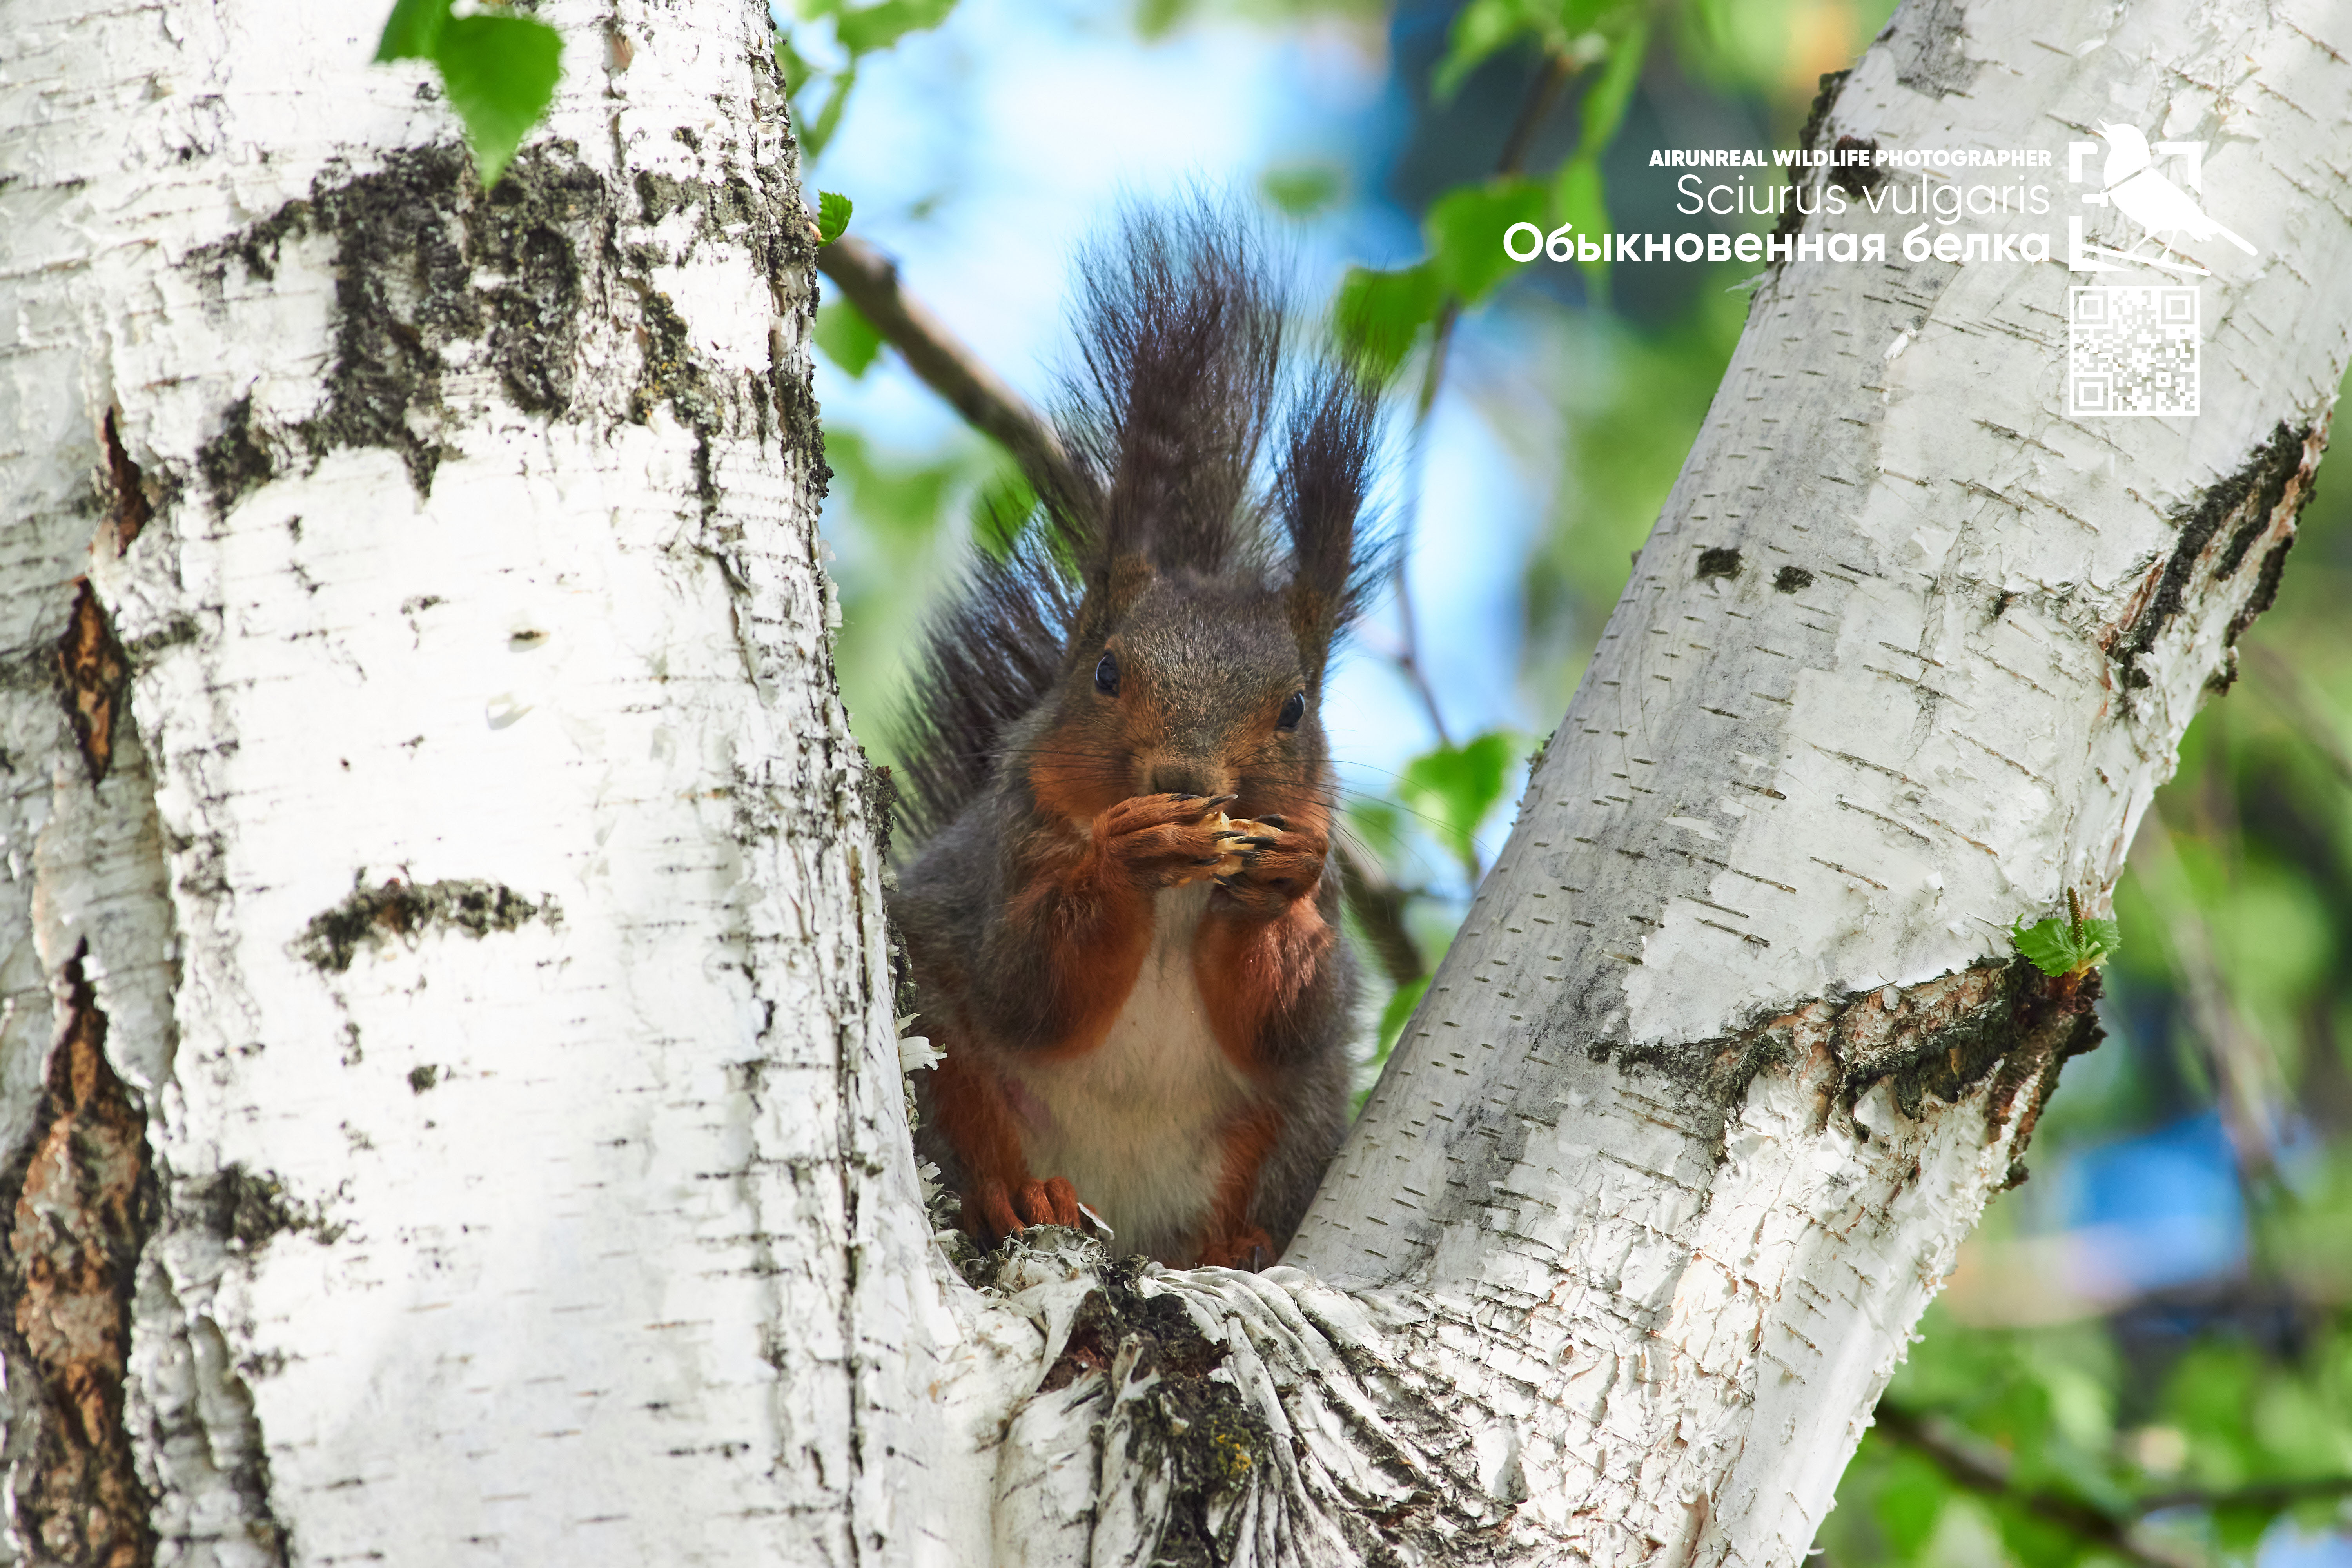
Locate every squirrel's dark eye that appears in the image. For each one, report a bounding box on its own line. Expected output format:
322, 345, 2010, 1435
1277, 691, 1306, 731
1094, 652, 1120, 696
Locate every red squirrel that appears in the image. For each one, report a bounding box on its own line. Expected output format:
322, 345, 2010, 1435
888, 209, 1381, 1270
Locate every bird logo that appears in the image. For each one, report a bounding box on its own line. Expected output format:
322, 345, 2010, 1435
2082, 124, 2256, 272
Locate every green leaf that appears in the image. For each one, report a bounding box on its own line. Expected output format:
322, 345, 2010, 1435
1551, 158, 1605, 260
795, 64, 859, 161
815, 300, 883, 376
2011, 907, 2121, 978
1399, 730, 1524, 882
1576, 15, 1648, 151
376, 0, 452, 61
433, 14, 563, 187
1433, 0, 1547, 101
831, 0, 958, 56
2008, 918, 2073, 975
1425, 177, 1548, 305
1259, 163, 1345, 218
817, 190, 854, 245
1549, 23, 1646, 299
1333, 261, 1442, 383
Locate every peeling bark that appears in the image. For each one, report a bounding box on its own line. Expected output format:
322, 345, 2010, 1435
2, 945, 159, 1568
54, 589, 130, 787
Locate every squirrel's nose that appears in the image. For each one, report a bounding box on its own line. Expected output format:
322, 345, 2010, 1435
1147, 761, 1229, 798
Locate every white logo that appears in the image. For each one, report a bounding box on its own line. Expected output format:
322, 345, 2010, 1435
2063, 127, 2244, 417
2067, 127, 2255, 278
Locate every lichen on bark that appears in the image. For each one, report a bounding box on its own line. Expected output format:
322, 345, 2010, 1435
191, 143, 622, 505
294, 877, 562, 974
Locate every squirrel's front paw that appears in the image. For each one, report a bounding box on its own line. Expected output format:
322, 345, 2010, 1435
970, 1176, 1088, 1241
1210, 813, 1326, 916
1198, 1225, 1275, 1271
1098, 793, 1253, 888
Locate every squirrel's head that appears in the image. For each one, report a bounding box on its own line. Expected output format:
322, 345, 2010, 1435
1028, 573, 1327, 819
887, 203, 1388, 846
1020, 206, 1384, 824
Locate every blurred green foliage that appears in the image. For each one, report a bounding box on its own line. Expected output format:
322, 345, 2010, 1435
1398, 730, 1526, 882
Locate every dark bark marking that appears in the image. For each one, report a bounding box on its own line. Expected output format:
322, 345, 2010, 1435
628, 288, 724, 515
1696, 547, 1742, 582
1830, 136, 1886, 197
191, 145, 619, 505
196, 396, 277, 514
1689, 957, 2102, 1177
1773, 566, 1814, 593
56, 582, 130, 785
1885, 0, 1980, 99
0, 943, 160, 1568
101, 412, 151, 552
179, 1165, 346, 1252
2114, 422, 2317, 687
2225, 532, 2296, 649
1771, 72, 1850, 249
295, 876, 561, 974
188, 143, 818, 517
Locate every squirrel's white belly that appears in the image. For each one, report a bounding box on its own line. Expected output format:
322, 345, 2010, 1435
1005, 882, 1254, 1263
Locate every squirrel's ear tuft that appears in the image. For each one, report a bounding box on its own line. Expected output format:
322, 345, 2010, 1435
1277, 358, 1385, 674
1056, 203, 1283, 586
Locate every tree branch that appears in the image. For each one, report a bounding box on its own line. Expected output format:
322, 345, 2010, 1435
1872, 1404, 2205, 1568
1387, 48, 1576, 749
2135, 1475, 2352, 1516
815, 233, 1095, 512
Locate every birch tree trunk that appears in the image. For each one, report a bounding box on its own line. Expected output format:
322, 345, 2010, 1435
3, 0, 2349, 1566
0, 1, 905, 1563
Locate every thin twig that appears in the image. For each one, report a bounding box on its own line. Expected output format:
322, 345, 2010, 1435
1337, 840, 1425, 988
2131, 804, 2286, 1176
1873, 1404, 2204, 1568
2135, 1474, 2352, 1515
1388, 48, 1577, 750
815, 234, 1095, 513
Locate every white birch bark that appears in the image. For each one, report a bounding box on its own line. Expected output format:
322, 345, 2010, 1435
3, 0, 2349, 1566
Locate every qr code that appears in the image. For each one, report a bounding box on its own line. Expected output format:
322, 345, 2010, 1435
2069, 287, 2199, 416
